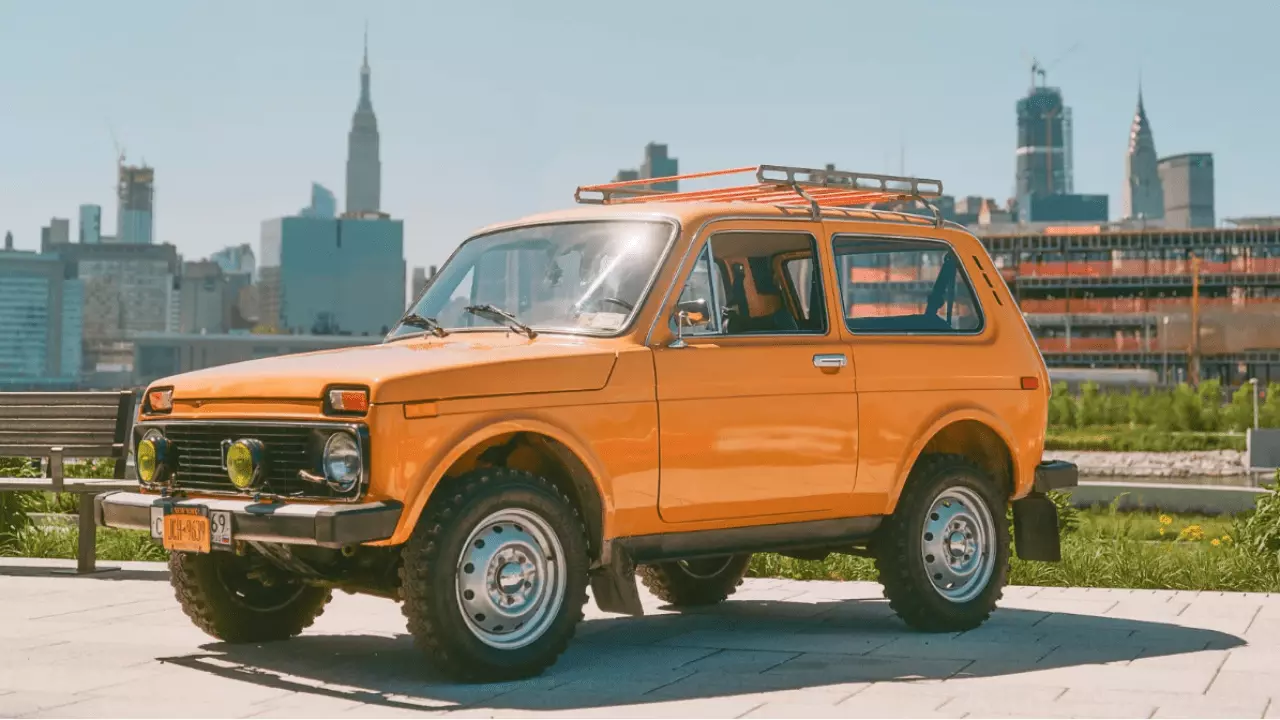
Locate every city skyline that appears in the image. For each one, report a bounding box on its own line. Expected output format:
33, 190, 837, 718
1, 0, 1276, 275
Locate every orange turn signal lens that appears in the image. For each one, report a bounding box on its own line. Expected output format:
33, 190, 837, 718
147, 388, 173, 412
1020, 376, 1040, 391
327, 389, 369, 414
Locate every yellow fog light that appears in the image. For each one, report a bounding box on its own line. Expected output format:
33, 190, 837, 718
226, 439, 264, 490
137, 429, 169, 485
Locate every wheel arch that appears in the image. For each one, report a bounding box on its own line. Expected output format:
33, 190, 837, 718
390, 417, 610, 561
886, 410, 1020, 512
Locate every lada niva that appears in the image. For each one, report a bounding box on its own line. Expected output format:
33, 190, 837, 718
99, 164, 1077, 681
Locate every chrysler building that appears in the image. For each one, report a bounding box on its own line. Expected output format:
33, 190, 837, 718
345, 29, 381, 214
1123, 86, 1163, 221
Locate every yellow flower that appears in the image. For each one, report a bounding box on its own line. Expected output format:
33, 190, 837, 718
1211, 539, 1221, 547
1159, 527, 1166, 536
1159, 515, 1173, 525
1222, 535, 1233, 544
1178, 524, 1205, 542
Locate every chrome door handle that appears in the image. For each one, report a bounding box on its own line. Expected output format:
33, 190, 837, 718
813, 353, 847, 368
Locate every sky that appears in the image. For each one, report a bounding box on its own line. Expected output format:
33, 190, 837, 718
2, 0, 1278, 279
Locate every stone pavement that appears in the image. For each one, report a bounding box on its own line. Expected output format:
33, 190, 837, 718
2, 558, 1279, 719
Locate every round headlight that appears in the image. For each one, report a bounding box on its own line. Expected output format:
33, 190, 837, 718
322, 432, 362, 493
226, 439, 264, 490
137, 429, 168, 485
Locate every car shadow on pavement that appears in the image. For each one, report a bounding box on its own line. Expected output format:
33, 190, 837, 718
156, 598, 1247, 712
0, 564, 169, 582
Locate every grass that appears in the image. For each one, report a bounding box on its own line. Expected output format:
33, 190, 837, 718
0, 526, 168, 563
747, 507, 1280, 593
5, 503, 1277, 594
1045, 427, 1246, 452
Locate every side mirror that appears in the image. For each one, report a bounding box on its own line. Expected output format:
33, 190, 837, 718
669, 298, 710, 349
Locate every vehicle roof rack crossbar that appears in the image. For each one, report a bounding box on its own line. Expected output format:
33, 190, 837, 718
574, 164, 945, 226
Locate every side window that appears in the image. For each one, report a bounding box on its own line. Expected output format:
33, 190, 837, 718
670, 231, 826, 336
833, 236, 983, 333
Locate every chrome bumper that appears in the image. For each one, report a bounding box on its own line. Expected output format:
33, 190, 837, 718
96, 491, 402, 548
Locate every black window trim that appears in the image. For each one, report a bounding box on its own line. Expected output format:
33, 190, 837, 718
832, 233, 987, 337
671, 229, 831, 339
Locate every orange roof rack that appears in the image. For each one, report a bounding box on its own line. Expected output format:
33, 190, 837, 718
574, 164, 945, 226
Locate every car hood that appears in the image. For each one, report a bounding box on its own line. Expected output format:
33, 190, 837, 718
160, 335, 621, 404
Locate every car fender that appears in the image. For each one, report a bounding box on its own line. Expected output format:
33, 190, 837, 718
883, 404, 1022, 513
380, 411, 614, 547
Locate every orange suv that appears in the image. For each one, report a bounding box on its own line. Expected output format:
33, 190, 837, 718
99, 165, 1077, 681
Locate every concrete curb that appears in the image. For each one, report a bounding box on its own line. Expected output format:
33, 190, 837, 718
1066, 480, 1271, 515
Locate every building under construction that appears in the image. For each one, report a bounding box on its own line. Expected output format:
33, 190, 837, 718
979, 222, 1280, 386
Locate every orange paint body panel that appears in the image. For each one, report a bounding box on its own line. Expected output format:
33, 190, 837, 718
135, 198, 1052, 549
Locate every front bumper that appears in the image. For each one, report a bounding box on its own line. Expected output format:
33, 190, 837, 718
96, 491, 402, 548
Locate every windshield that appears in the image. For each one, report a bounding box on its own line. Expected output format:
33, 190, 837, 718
388, 220, 674, 340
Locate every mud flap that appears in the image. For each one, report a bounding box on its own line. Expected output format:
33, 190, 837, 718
589, 545, 645, 616
1011, 492, 1062, 562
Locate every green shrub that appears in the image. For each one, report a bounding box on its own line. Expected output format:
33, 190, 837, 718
1048, 382, 1074, 427
0, 458, 40, 546
1225, 383, 1256, 432
1076, 381, 1103, 428
1264, 382, 1280, 428
1235, 473, 1280, 561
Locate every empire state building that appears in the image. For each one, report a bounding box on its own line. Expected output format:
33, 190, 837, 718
345, 31, 381, 214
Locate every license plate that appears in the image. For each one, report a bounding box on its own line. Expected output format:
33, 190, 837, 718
151, 506, 233, 553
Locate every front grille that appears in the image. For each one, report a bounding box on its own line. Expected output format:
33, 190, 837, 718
148, 422, 363, 500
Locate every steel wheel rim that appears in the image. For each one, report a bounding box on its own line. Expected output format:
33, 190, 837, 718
676, 556, 733, 579
920, 486, 995, 604
455, 508, 566, 650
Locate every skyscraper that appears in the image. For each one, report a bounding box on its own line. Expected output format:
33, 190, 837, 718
345, 30, 381, 214
1123, 88, 1164, 221
1015, 67, 1073, 202
118, 164, 155, 244
1159, 153, 1215, 229
79, 204, 102, 244
301, 183, 337, 218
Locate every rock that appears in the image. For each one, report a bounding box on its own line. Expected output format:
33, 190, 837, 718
1042, 450, 1247, 478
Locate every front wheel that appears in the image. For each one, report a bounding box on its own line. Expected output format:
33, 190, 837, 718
169, 551, 332, 643
399, 468, 589, 682
874, 454, 1009, 632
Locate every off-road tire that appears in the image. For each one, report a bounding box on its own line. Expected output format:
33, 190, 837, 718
874, 453, 1009, 632
399, 467, 590, 682
638, 554, 752, 607
169, 551, 332, 643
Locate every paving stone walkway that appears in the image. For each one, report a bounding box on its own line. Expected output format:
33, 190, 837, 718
2, 558, 1279, 718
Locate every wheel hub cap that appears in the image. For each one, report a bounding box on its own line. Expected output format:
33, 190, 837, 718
920, 486, 996, 604
456, 508, 566, 650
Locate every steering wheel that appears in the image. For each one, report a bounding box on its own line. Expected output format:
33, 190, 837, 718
600, 297, 635, 312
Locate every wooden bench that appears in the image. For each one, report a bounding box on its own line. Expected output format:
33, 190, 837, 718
0, 391, 139, 574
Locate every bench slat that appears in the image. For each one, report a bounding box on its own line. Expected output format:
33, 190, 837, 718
0, 443, 122, 458
0, 477, 137, 492
0, 393, 126, 407
0, 418, 119, 433
0, 405, 121, 420
0, 432, 120, 446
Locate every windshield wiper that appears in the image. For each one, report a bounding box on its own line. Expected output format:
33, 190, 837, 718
465, 304, 538, 339
397, 312, 448, 337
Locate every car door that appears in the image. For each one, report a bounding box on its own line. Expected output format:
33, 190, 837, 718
652, 222, 858, 524
830, 232, 994, 505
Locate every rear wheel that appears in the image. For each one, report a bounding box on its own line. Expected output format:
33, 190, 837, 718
399, 468, 589, 682
169, 551, 332, 643
874, 454, 1009, 632
638, 554, 752, 607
